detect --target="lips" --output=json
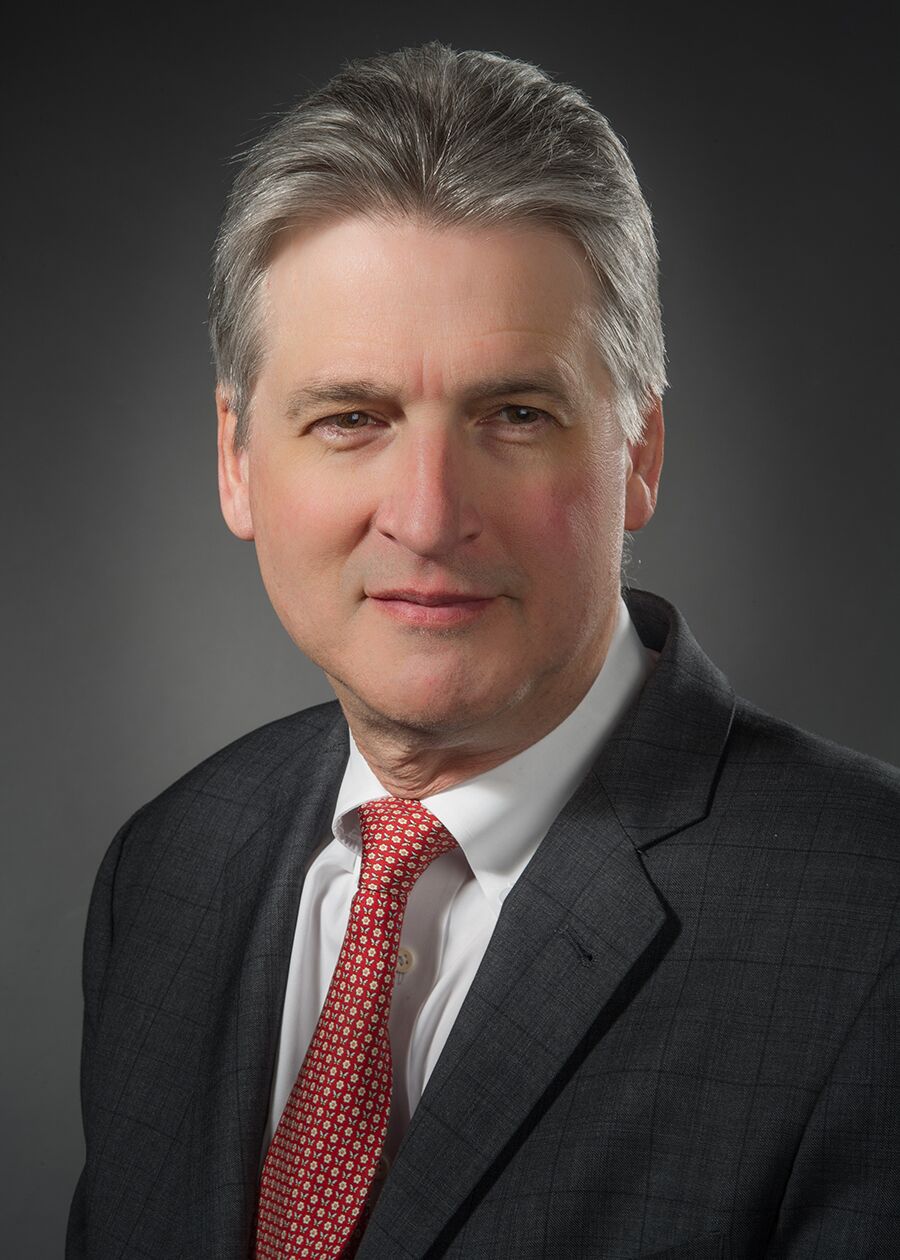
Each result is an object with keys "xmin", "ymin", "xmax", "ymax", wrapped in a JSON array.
[
  {"xmin": 366, "ymin": 589, "xmax": 496, "ymax": 627},
  {"xmin": 368, "ymin": 589, "xmax": 490, "ymax": 606}
]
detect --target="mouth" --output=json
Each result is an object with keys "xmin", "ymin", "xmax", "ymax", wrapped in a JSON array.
[
  {"xmin": 368, "ymin": 589, "xmax": 492, "ymax": 606},
  {"xmin": 366, "ymin": 589, "xmax": 496, "ymax": 627}
]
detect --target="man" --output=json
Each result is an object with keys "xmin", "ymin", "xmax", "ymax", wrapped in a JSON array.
[{"xmin": 68, "ymin": 41, "xmax": 899, "ymax": 1260}]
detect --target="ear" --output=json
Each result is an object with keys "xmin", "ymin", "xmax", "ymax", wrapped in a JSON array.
[
  {"xmin": 624, "ymin": 395, "xmax": 664, "ymax": 532},
  {"xmin": 216, "ymin": 386, "xmax": 255, "ymax": 540}
]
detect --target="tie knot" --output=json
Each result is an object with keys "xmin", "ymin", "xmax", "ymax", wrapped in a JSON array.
[{"xmin": 356, "ymin": 797, "xmax": 457, "ymax": 895}]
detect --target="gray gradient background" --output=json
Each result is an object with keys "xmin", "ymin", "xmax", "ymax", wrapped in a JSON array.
[{"xmin": 4, "ymin": 2, "xmax": 898, "ymax": 1252}]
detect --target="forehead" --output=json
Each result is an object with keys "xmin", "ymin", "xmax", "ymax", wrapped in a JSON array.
[{"xmin": 260, "ymin": 214, "xmax": 606, "ymax": 401}]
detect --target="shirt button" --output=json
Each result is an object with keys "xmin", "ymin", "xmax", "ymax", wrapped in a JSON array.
[{"xmin": 396, "ymin": 946, "xmax": 415, "ymax": 974}]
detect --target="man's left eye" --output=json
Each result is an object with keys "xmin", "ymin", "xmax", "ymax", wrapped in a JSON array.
[
  {"xmin": 333, "ymin": 411, "xmax": 373, "ymax": 428},
  {"xmin": 497, "ymin": 405, "xmax": 545, "ymax": 425}
]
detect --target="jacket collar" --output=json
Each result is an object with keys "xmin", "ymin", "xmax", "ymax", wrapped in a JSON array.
[{"xmin": 602, "ymin": 587, "xmax": 737, "ymax": 847}]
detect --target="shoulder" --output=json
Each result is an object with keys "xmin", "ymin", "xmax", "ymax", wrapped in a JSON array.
[
  {"xmin": 725, "ymin": 697, "xmax": 900, "ymax": 857},
  {"xmin": 621, "ymin": 586, "xmax": 900, "ymax": 866},
  {"xmin": 137, "ymin": 696, "xmax": 345, "ymax": 814},
  {"xmin": 101, "ymin": 699, "xmax": 348, "ymax": 890},
  {"xmin": 150, "ymin": 698, "xmax": 346, "ymax": 801},
  {"xmin": 705, "ymin": 699, "xmax": 900, "ymax": 964},
  {"xmin": 644, "ymin": 697, "xmax": 900, "ymax": 995}
]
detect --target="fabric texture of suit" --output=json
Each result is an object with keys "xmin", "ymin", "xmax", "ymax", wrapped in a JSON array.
[{"xmin": 67, "ymin": 588, "xmax": 900, "ymax": 1259}]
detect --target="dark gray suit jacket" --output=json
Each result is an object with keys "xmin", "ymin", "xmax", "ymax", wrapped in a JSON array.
[{"xmin": 67, "ymin": 589, "xmax": 900, "ymax": 1259}]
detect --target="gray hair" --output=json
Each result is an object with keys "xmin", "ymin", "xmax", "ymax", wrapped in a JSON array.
[{"xmin": 210, "ymin": 41, "xmax": 666, "ymax": 447}]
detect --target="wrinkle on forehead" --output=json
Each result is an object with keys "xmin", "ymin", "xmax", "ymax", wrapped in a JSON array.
[{"xmin": 258, "ymin": 214, "xmax": 609, "ymax": 411}]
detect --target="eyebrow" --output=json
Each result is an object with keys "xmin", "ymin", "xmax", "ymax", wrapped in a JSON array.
[{"xmin": 284, "ymin": 372, "xmax": 579, "ymax": 419}]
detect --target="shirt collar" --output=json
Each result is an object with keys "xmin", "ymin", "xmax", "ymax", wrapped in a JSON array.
[{"xmin": 332, "ymin": 597, "xmax": 653, "ymax": 908}]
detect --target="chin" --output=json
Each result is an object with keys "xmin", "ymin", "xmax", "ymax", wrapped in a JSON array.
[
  {"xmin": 336, "ymin": 670, "xmax": 516, "ymax": 740},
  {"xmin": 370, "ymin": 690, "xmax": 493, "ymax": 737}
]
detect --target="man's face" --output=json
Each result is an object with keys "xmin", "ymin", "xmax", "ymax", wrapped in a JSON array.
[{"xmin": 218, "ymin": 215, "xmax": 661, "ymax": 748}]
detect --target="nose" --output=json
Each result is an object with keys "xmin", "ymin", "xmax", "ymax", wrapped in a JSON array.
[{"xmin": 372, "ymin": 422, "xmax": 483, "ymax": 558}]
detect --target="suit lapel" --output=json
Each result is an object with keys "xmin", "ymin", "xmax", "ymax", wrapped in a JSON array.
[
  {"xmin": 358, "ymin": 589, "xmax": 736, "ymax": 1259},
  {"xmin": 358, "ymin": 769, "xmax": 668, "ymax": 1258}
]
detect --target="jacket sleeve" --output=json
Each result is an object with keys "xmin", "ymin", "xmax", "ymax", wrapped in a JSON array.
[
  {"xmin": 766, "ymin": 942, "xmax": 900, "ymax": 1257},
  {"xmin": 65, "ymin": 812, "xmax": 139, "ymax": 1259}
]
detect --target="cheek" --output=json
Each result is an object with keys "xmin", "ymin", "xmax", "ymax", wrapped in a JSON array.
[
  {"xmin": 503, "ymin": 462, "xmax": 625, "ymax": 582},
  {"xmin": 249, "ymin": 460, "xmax": 358, "ymax": 592}
]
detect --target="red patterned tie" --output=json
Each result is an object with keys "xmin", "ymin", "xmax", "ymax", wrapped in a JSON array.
[{"xmin": 254, "ymin": 797, "xmax": 458, "ymax": 1259}]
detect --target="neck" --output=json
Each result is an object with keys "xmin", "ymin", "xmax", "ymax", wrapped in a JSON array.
[{"xmin": 344, "ymin": 730, "xmax": 537, "ymax": 799}]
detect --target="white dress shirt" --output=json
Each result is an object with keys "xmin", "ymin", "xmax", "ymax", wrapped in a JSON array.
[{"xmin": 263, "ymin": 597, "xmax": 655, "ymax": 1170}]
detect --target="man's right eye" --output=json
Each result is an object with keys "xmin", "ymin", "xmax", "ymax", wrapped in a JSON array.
[
  {"xmin": 308, "ymin": 411, "xmax": 388, "ymax": 442},
  {"xmin": 312, "ymin": 411, "xmax": 377, "ymax": 431}
]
